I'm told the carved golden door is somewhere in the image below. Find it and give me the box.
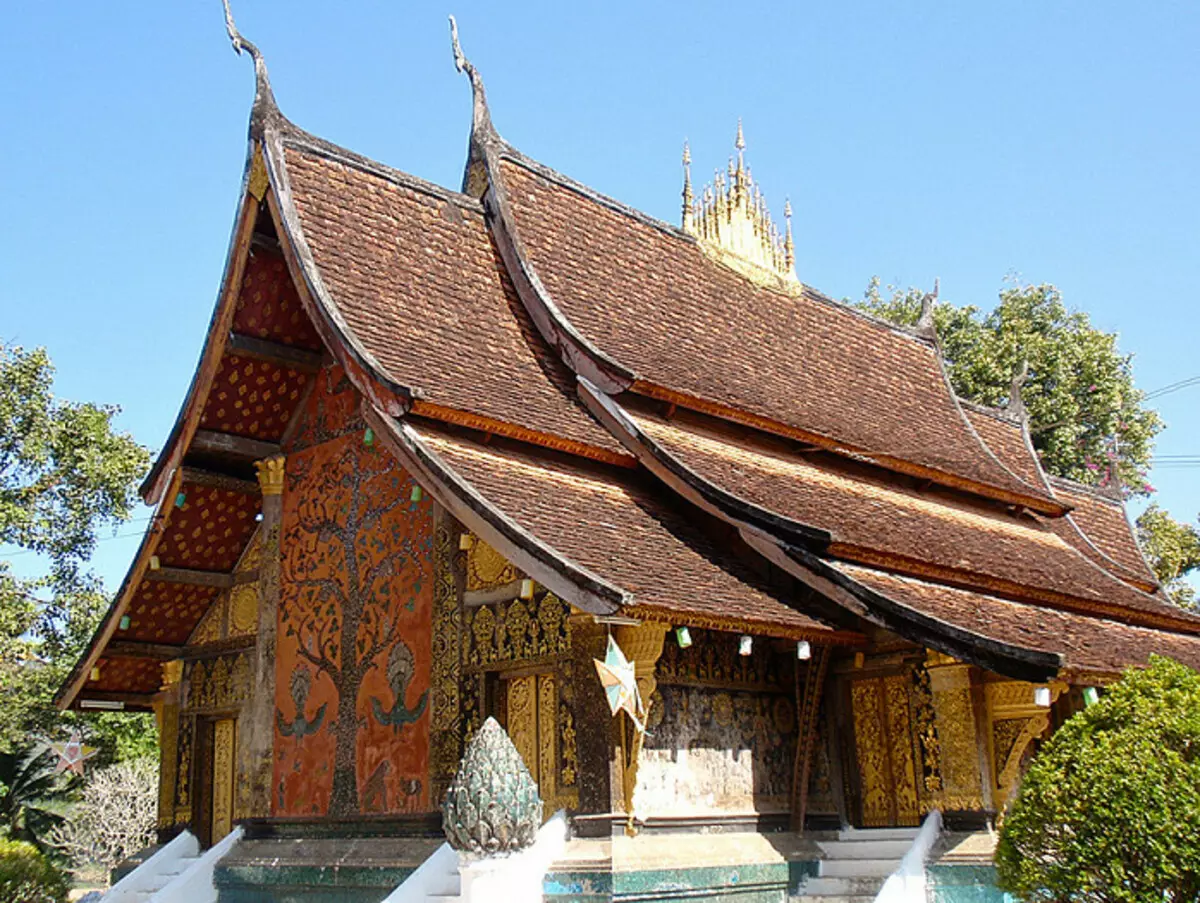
[501,673,559,815]
[209,718,236,842]
[848,675,920,828]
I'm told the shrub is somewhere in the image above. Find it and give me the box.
[996,655,1200,902]
[48,757,156,885]
[0,839,69,903]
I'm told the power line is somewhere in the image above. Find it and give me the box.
[1145,375,1200,400]
[0,518,153,559]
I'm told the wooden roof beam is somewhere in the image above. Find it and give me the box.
[226,332,323,373]
[191,429,280,461]
[180,466,260,495]
[144,566,233,589]
[105,640,184,661]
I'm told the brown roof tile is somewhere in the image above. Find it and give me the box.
[962,405,1048,491]
[280,140,622,457]
[628,406,1182,623]
[497,155,1052,505]
[838,562,1200,675]
[1050,477,1159,587]
[412,423,846,638]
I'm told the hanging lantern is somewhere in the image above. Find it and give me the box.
[675,626,692,648]
[1034,686,1052,707]
[119,615,131,631]
[90,666,101,682]
[1082,687,1100,707]
[796,640,811,660]
[520,578,535,600]
[738,635,753,656]
[174,491,187,509]
[410,485,424,503]
[363,427,375,446]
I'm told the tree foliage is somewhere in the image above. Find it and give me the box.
[855,279,1160,493]
[1136,504,1200,609]
[0,343,153,757]
[996,655,1200,902]
[0,746,74,853]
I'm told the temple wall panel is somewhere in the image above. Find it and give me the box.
[272,365,434,817]
[635,630,796,818]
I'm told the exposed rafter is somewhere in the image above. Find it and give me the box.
[144,566,234,589]
[191,429,281,461]
[227,332,323,372]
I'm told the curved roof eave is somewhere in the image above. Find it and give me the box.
[739,528,1064,683]
[362,405,627,617]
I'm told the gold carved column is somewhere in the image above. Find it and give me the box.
[925,652,990,815]
[238,455,284,818]
[613,621,669,834]
[156,660,184,831]
[985,680,1066,809]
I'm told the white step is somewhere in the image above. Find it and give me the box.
[819,858,901,878]
[836,826,919,842]
[793,896,877,903]
[426,896,460,903]
[816,839,913,859]
[800,875,888,896]
[426,875,461,895]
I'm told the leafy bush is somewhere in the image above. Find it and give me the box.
[0,839,69,903]
[996,655,1200,902]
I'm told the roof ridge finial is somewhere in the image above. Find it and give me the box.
[917,279,938,333]
[682,140,694,233]
[221,0,276,125]
[784,198,794,274]
[449,16,495,137]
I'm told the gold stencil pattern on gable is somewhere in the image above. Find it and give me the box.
[464,535,521,591]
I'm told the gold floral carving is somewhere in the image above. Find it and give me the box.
[911,665,943,797]
[508,675,538,776]
[247,146,270,202]
[189,597,225,646]
[161,659,184,690]
[186,652,252,713]
[430,517,463,799]
[229,584,258,636]
[883,674,920,825]
[538,675,560,810]
[985,680,1065,806]
[656,628,788,692]
[254,455,286,496]
[465,595,571,666]
[926,657,985,812]
[175,717,194,812]
[211,718,236,840]
[463,535,520,591]
[851,680,891,827]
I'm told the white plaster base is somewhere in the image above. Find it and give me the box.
[458,853,543,903]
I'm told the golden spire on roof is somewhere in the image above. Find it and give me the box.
[682,122,797,285]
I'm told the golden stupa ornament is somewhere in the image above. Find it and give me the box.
[682,121,798,287]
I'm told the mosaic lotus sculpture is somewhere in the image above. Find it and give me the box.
[442,717,542,854]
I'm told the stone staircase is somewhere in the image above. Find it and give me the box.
[793,827,920,903]
[104,827,243,903]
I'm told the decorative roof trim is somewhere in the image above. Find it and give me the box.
[410,400,636,469]
[364,407,628,616]
[578,379,831,548]
[621,603,863,646]
[828,542,1193,635]
[222,0,279,139]
[739,529,1064,683]
[56,469,184,710]
[1047,474,1161,590]
[141,181,263,504]
[630,380,1069,517]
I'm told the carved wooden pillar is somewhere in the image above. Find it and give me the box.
[156,659,184,834]
[613,621,669,835]
[984,680,1067,810]
[239,455,284,817]
[925,652,990,818]
[566,613,616,835]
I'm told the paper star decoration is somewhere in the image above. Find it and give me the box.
[49,730,98,776]
[593,634,646,732]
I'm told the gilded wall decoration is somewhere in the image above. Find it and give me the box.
[186,652,253,713]
[911,665,943,796]
[926,659,985,813]
[464,535,521,591]
[175,715,194,816]
[637,684,796,815]
[274,401,433,818]
[984,680,1064,808]
[849,673,922,827]
[429,515,464,800]
[656,628,788,692]
[211,718,236,841]
[464,594,571,666]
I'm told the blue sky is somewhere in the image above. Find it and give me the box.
[1,1,1196,591]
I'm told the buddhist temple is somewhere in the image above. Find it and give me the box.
[58,10,1200,903]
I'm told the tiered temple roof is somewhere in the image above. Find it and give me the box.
[57,19,1200,710]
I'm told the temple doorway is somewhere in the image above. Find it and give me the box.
[845,674,921,828]
[497,672,559,811]
[193,716,238,846]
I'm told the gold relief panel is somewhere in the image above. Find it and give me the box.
[228,584,258,637]
[465,595,570,666]
[851,680,891,827]
[656,628,789,692]
[430,517,464,796]
[211,718,236,841]
[175,716,194,810]
[911,665,943,797]
[464,535,521,591]
[507,675,538,776]
[189,595,226,646]
[186,652,252,713]
[882,674,920,825]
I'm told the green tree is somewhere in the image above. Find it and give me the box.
[996,655,1200,902]
[1136,504,1200,609]
[856,278,1160,493]
[0,343,153,758]
[0,746,73,853]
